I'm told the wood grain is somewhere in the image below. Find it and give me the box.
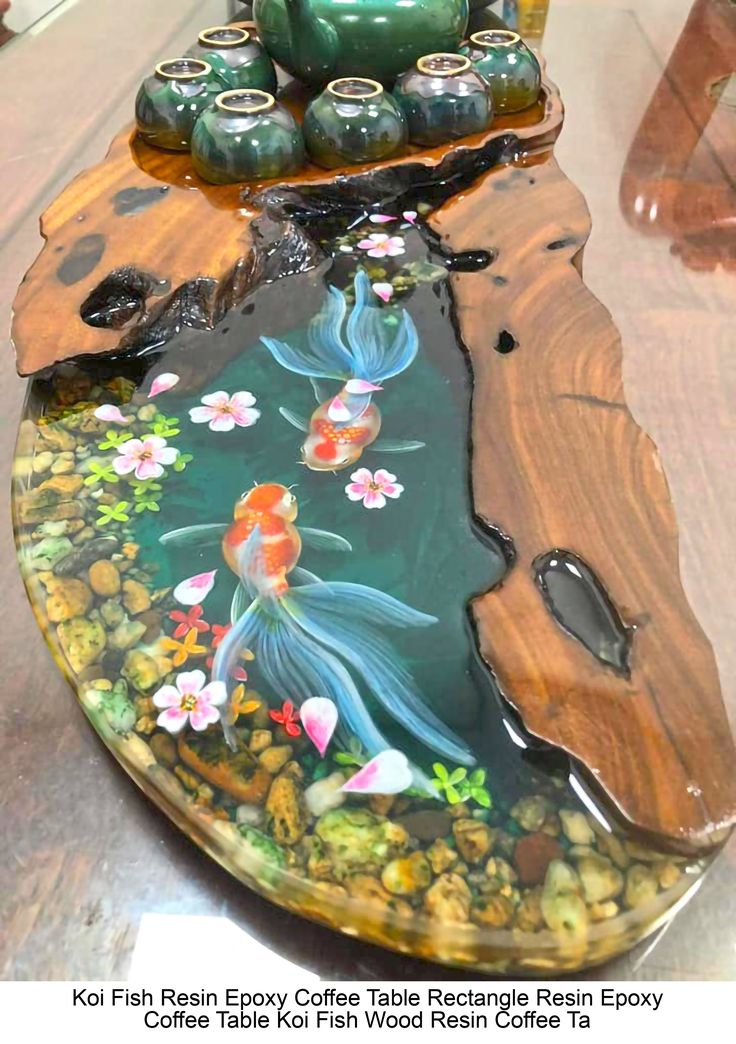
[10,83,559,375]
[431,155,736,850]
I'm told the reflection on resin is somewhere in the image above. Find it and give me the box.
[533,550,633,676]
[13,194,703,975]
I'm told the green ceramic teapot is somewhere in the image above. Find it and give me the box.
[253,0,470,87]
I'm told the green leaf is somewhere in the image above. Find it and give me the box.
[448,767,467,786]
[469,768,486,787]
[97,430,133,451]
[473,788,492,809]
[446,786,462,805]
[432,762,449,782]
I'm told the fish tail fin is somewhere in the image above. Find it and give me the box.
[346,269,419,385]
[283,583,475,767]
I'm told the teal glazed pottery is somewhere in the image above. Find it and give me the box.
[191,89,305,184]
[135,59,215,151]
[187,25,278,93]
[253,0,470,86]
[393,53,493,147]
[303,77,408,169]
[464,29,541,114]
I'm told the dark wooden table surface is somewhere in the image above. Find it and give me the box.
[1,0,734,980]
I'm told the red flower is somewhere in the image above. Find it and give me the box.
[169,604,210,639]
[269,700,302,737]
[211,623,231,648]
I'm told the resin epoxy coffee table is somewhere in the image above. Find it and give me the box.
[10,73,736,975]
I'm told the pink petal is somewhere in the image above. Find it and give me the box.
[367,247,388,258]
[175,670,206,696]
[328,397,351,422]
[371,282,394,303]
[403,211,418,224]
[373,468,397,486]
[189,405,217,425]
[142,436,167,453]
[381,483,404,499]
[208,413,236,432]
[174,570,217,606]
[134,458,164,480]
[346,484,368,501]
[363,489,386,509]
[231,406,261,428]
[152,684,183,709]
[369,214,396,224]
[350,468,374,485]
[341,750,413,795]
[94,404,131,425]
[201,391,231,407]
[148,372,180,398]
[189,703,221,731]
[200,680,228,707]
[300,697,338,757]
[386,243,406,257]
[357,238,377,251]
[230,391,256,409]
[156,707,189,734]
[345,379,382,394]
[156,447,179,466]
[112,455,136,476]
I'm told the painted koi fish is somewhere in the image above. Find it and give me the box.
[161,484,474,778]
[262,270,424,472]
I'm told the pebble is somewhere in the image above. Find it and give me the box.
[396,809,452,842]
[314,809,408,877]
[593,829,630,869]
[426,838,458,875]
[50,451,75,475]
[266,775,309,846]
[471,894,514,929]
[89,559,121,596]
[423,872,472,923]
[515,888,544,932]
[624,864,658,909]
[122,579,151,614]
[368,794,396,816]
[258,744,293,775]
[485,856,517,884]
[589,901,619,922]
[249,729,273,753]
[345,874,412,918]
[45,577,93,622]
[121,649,162,691]
[452,819,494,864]
[559,809,595,846]
[656,861,681,890]
[109,619,147,651]
[510,795,549,832]
[304,772,347,817]
[28,536,73,571]
[576,854,624,904]
[236,804,266,827]
[513,832,564,885]
[32,451,53,474]
[57,616,106,672]
[381,852,431,896]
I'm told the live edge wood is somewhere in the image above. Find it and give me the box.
[10,74,736,851]
[433,159,736,851]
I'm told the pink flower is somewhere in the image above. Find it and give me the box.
[369,214,396,224]
[153,670,227,734]
[112,436,178,480]
[174,570,217,606]
[345,467,404,510]
[341,750,413,795]
[357,233,406,259]
[372,282,394,303]
[94,404,131,425]
[148,372,180,398]
[189,390,260,432]
[402,210,418,224]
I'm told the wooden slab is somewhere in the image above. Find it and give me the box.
[431,157,736,850]
[10,83,559,375]
[9,70,736,850]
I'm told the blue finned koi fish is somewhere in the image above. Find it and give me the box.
[210,483,475,778]
[261,270,423,471]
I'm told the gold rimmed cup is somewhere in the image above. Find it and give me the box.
[327,77,384,101]
[415,53,472,77]
[198,25,251,48]
[469,29,522,48]
[154,57,212,82]
[215,88,276,115]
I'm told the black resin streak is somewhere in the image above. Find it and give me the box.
[494,329,518,354]
[80,267,168,329]
[112,186,169,217]
[445,249,495,273]
[533,549,634,677]
[492,275,508,287]
[546,236,578,251]
[56,234,105,286]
